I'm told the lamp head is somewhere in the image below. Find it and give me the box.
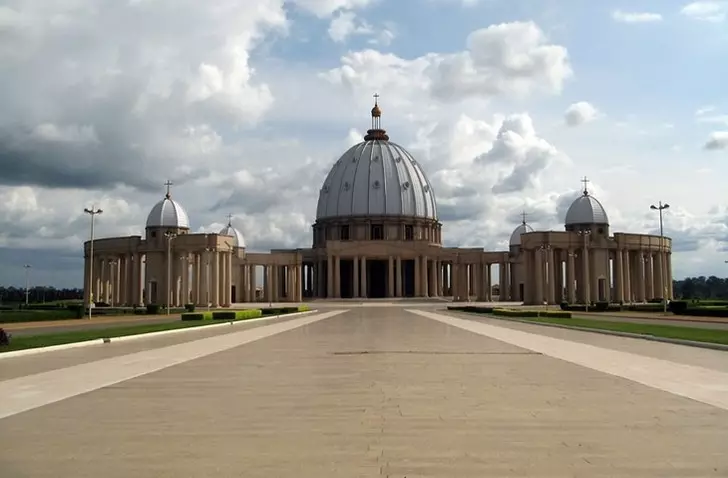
[650,205,657,210]
[663,203,670,209]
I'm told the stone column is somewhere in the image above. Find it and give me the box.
[388,256,395,298]
[361,256,367,298]
[334,256,341,299]
[247,265,255,302]
[353,256,360,298]
[210,251,219,307]
[421,256,429,297]
[430,260,438,298]
[565,250,574,303]
[327,256,333,298]
[655,252,665,300]
[227,251,233,305]
[534,250,544,305]
[451,262,459,301]
[297,264,303,302]
[645,254,654,300]
[436,261,443,297]
[638,254,647,302]
[485,264,492,301]
[547,248,556,304]
[614,250,624,303]
[666,253,673,300]
[396,256,403,297]
[622,251,631,303]
[414,256,421,297]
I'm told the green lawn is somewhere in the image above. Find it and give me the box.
[1,315,271,353]
[0,310,78,323]
[504,315,728,346]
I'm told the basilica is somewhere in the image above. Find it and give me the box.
[83,99,673,307]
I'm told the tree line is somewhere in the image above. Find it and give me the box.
[0,286,83,304]
[673,276,728,300]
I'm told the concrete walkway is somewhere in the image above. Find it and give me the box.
[1,307,726,477]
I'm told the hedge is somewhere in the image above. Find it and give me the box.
[560,302,666,313]
[212,309,263,320]
[448,306,572,319]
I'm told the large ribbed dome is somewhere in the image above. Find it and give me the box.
[316,97,439,223]
[565,192,609,226]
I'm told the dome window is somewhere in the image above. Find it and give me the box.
[373,155,379,162]
[424,185,430,193]
[322,185,329,193]
[372,180,381,189]
[343,181,350,191]
[402,181,410,190]
[395,156,402,163]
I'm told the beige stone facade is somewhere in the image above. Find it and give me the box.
[82,103,672,307]
[82,201,672,307]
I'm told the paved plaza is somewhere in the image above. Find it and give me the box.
[1,305,727,477]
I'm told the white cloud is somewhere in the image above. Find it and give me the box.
[292,0,374,17]
[612,10,663,23]
[323,21,572,103]
[327,11,372,42]
[564,101,600,126]
[704,131,728,150]
[680,1,727,22]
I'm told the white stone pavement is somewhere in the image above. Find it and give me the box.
[1,306,727,477]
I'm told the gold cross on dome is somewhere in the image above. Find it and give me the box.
[164,180,173,197]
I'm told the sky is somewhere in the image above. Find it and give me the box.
[0,0,727,288]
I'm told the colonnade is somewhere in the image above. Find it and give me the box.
[305,255,508,300]
[519,247,673,305]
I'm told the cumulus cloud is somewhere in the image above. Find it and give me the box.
[322,21,572,103]
[612,10,663,23]
[564,101,600,126]
[704,131,728,150]
[680,1,727,22]
[327,11,372,42]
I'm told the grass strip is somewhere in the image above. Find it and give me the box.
[498,315,728,346]
[2,314,285,353]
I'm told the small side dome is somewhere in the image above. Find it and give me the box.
[219,224,246,248]
[510,222,534,246]
[218,215,245,247]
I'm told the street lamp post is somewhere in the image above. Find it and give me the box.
[165,231,177,315]
[84,206,103,319]
[576,230,592,312]
[204,246,212,312]
[23,264,31,306]
[650,201,670,314]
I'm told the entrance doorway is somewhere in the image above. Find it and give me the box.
[340,259,354,298]
[231,285,236,304]
[367,260,388,298]
[402,260,415,297]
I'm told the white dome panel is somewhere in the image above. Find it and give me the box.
[146,197,190,229]
[316,140,438,220]
[565,193,609,226]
